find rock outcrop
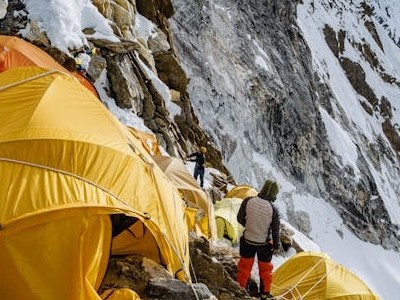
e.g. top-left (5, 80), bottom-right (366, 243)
top-left (99, 238), bottom-right (254, 299)
top-left (0, 0), bottom-right (230, 175)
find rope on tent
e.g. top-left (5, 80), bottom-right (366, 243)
top-left (272, 257), bottom-right (341, 300)
top-left (301, 262), bottom-right (340, 299)
top-left (189, 284), bottom-right (201, 300)
top-left (0, 69), bottom-right (63, 92)
top-left (271, 256), bottom-right (326, 299)
top-left (146, 162), bottom-right (212, 300)
top-left (188, 257), bottom-right (203, 300)
top-left (273, 288), bottom-right (300, 300)
top-left (0, 156), bottom-right (203, 298)
top-left (0, 157), bottom-right (140, 219)
top-left (0, 157), bottom-right (199, 293)
top-left (189, 255), bottom-right (199, 284)
top-left (1, 68), bottom-right (200, 298)
top-left (0, 68), bottom-right (136, 154)
top-left (147, 162), bottom-right (198, 283)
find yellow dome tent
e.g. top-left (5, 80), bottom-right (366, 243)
top-left (0, 34), bottom-right (99, 98)
top-left (271, 252), bottom-right (380, 300)
top-left (214, 198), bottom-right (244, 244)
top-left (151, 155), bottom-right (217, 239)
top-left (225, 184), bottom-right (258, 200)
top-left (0, 67), bottom-right (190, 300)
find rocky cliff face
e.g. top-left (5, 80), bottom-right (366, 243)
top-left (1, 0), bottom-right (399, 260)
top-left (171, 0), bottom-right (325, 189)
top-left (0, 0), bottom-right (230, 176)
top-left (170, 0), bottom-right (400, 249)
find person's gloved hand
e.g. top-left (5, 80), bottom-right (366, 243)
top-left (273, 244), bottom-right (284, 256)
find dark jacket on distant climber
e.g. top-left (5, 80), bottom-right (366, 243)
top-left (188, 146), bottom-right (206, 187)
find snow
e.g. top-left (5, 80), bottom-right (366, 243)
top-left (137, 55), bottom-right (182, 119)
top-left (254, 55), bottom-right (269, 71)
top-left (365, 156), bottom-right (400, 225)
top-left (253, 40), bottom-right (272, 72)
top-left (94, 69), bottom-right (151, 133)
top-left (288, 193), bottom-right (400, 297)
top-left (252, 152), bottom-right (296, 193)
top-left (281, 220), bottom-right (320, 253)
top-left (185, 161), bottom-right (219, 190)
top-left (20, 0), bottom-right (119, 53)
top-left (12, 0), bottom-right (400, 299)
top-left (0, 0), bottom-right (7, 19)
top-left (297, 2), bottom-right (379, 142)
top-left (297, 1), bottom-right (400, 298)
top-left (135, 13), bottom-right (155, 42)
top-left (373, 0), bottom-right (400, 50)
top-left (319, 107), bottom-right (361, 178)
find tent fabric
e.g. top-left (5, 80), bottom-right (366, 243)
top-left (216, 217), bottom-right (237, 243)
top-left (214, 198), bottom-right (244, 244)
top-left (0, 35), bottom-right (99, 97)
top-left (152, 155), bottom-right (217, 239)
top-left (225, 185), bottom-right (258, 200)
top-left (196, 215), bottom-right (211, 238)
top-left (127, 126), bottom-right (161, 156)
top-left (0, 212), bottom-right (111, 299)
top-left (184, 207), bottom-right (198, 232)
top-left (0, 66), bottom-right (190, 299)
top-left (152, 155), bottom-right (209, 213)
top-left (271, 252), bottom-right (381, 300)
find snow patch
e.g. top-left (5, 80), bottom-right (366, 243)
top-left (21, 0), bottom-right (119, 53)
top-left (0, 0), bottom-right (7, 18)
top-left (319, 107), bottom-right (360, 178)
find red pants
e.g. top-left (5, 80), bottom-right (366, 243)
top-left (237, 257), bottom-right (254, 289)
top-left (237, 238), bottom-right (274, 293)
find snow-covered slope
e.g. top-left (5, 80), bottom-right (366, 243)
top-left (298, 0), bottom-right (400, 224)
top-left (3, 0), bottom-right (400, 298)
top-left (295, 1), bottom-right (400, 296)
top-left (170, 0), bottom-right (400, 298)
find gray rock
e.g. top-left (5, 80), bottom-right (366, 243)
top-left (170, 0), bottom-right (400, 250)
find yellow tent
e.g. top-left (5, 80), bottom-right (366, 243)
top-left (271, 252), bottom-right (380, 300)
top-left (151, 155), bottom-right (217, 239)
top-left (225, 185), bottom-right (258, 199)
top-left (214, 198), bottom-right (244, 244)
top-left (0, 34), bottom-right (99, 97)
top-left (152, 156), bottom-right (209, 213)
top-left (0, 66), bottom-right (190, 300)
top-left (126, 126), bottom-right (161, 156)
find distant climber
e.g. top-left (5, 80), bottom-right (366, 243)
top-left (187, 146), bottom-right (207, 188)
top-left (236, 179), bottom-right (280, 300)
top-left (74, 47), bottom-right (100, 79)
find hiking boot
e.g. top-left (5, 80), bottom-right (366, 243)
top-left (246, 281), bottom-right (259, 297)
top-left (260, 292), bottom-right (275, 300)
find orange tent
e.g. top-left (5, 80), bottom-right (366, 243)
top-left (0, 35), bottom-right (99, 98)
